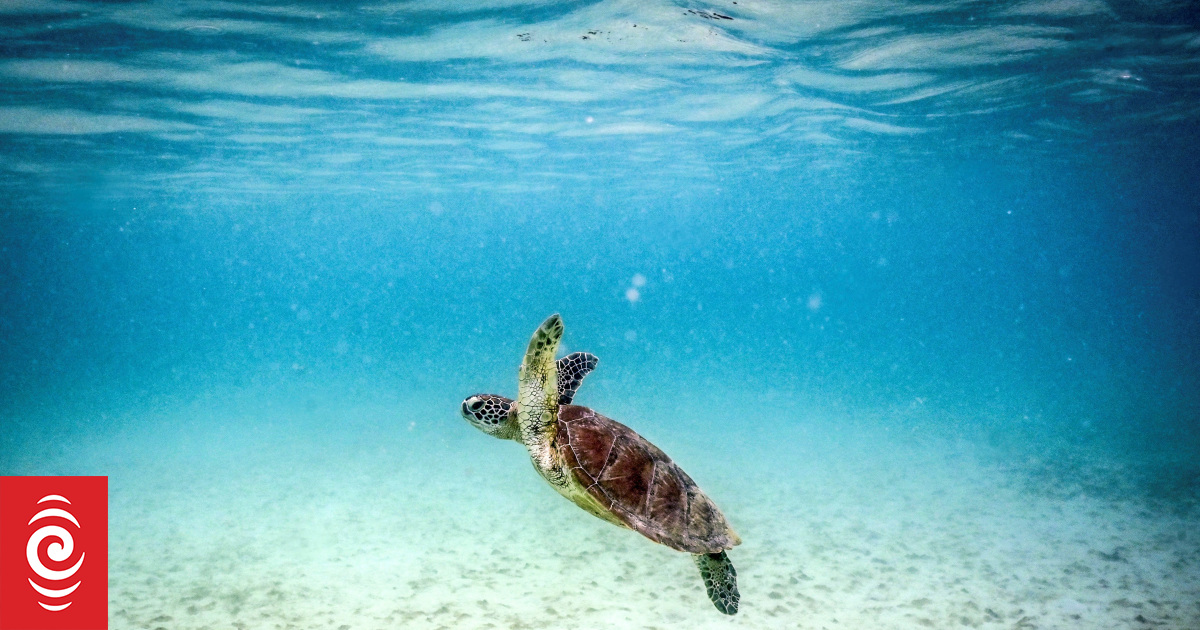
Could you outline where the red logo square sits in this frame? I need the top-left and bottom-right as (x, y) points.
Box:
(0, 477), (107, 630)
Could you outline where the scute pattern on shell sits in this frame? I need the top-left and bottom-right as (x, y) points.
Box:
(555, 404), (740, 555)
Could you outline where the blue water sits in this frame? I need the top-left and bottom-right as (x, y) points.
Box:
(2, 1), (1198, 628)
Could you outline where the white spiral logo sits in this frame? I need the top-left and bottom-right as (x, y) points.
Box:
(26, 494), (85, 612)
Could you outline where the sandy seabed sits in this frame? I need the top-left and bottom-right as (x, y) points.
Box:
(13, 394), (1197, 630)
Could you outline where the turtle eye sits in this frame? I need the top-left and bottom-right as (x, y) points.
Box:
(470, 399), (484, 411)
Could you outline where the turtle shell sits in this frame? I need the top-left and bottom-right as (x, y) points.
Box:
(555, 404), (741, 555)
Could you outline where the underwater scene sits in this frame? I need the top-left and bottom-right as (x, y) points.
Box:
(1, 0), (1198, 628)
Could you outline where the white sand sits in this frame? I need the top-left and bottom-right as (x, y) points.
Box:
(24, 392), (1196, 629)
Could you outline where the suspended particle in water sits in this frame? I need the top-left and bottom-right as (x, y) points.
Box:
(807, 293), (822, 311)
(624, 330), (638, 342)
(625, 287), (640, 302)
(631, 273), (647, 287)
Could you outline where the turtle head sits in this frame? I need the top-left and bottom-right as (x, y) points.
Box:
(460, 394), (518, 440)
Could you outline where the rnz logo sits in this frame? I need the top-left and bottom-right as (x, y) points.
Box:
(26, 494), (86, 611)
(1, 476), (108, 630)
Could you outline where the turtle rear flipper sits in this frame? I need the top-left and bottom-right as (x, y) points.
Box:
(557, 352), (598, 404)
(694, 551), (739, 615)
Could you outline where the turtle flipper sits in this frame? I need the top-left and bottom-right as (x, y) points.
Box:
(556, 352), (598, 405)
(694, 551), (739, 615)
(517, 314), (564, 448)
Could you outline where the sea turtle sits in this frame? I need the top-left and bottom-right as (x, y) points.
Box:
(459, 314), (741, 614)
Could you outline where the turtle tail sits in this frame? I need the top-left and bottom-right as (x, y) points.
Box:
(694, 551), (739, 615)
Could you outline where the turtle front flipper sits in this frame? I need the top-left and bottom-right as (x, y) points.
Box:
(556, 352), (598, 405)
(694, 551), (739, 615)
(517, 314), (564, 453)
